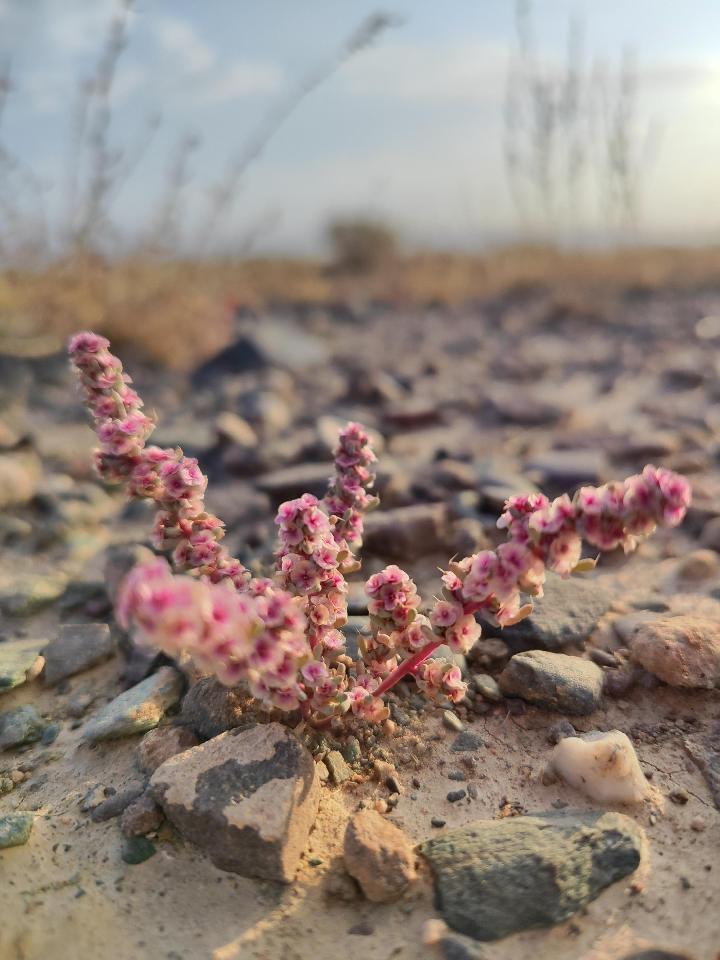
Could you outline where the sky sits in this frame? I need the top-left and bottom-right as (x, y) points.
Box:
(1, 0), (720, 255)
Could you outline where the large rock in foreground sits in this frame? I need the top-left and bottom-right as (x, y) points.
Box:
(499, 650), (604, 715)
(150, 722), (319, 883)
(420, 811), (643, 941)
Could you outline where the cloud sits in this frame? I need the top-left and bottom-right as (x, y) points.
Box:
(202, 61), (284, 103)
(342, 40), (509, 103)
(154, 16), (215, 74)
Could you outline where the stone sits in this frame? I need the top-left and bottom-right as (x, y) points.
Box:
(0, 637), (46, 694)
(499, 650), (603, 715)
(442, 711), (464, 732)
(473, 674), (502, 702)
(700, 516), (720, 552)
(121, 836), (156, 865)
(485, 574), (613, 651)
(343, 809), (416, 902)
(440, 933), (486, 960)
(42, 623), (115, 685)
(103, 543), (155, 606)
(447, 790), (467, 803)
(82, 667), (184, 743)
(0, 443), (41, 509)
(0, 812), (34, 848)
(451, 732), (484, 753)
(0, 570), (69, 617)
(0, 705), (47, 750)
(363, 503), (449, 561)
(150, 722), (319, 882)
(684, 730), (720, 810)
(525, 449), (607, 489)
(629, 617), (720, 689)
(420, 810), (643, 941)
(256, 463), (332, 505)
(136, 725), (200, 775)
(325, 750), (352, 785)
(90, 782), (146, 822)
(673, 549), (720, 583)
(549, 730), (650, 803)
(120, 791), (164, 837)
(180, 676), (246, 740)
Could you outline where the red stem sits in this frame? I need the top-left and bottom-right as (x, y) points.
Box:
(372, 640), (441, 698)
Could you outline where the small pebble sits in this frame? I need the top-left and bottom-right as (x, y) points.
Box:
(467, 782), (478, 800)
(431, 816), (446, 828)
(442, 711), (464, 732)
(447, 770), (466, 781)
(422, 919), (448, 946)
(669, 788), (689, 805)
(691, 816), (706, 832)
(374, 798), (388, 814)
(447, 789), (467, 803)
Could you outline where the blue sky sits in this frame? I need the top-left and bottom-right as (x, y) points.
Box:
(2, 0), (720, 254)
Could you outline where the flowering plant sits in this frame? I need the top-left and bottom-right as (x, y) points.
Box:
(70, 331), (692, 726)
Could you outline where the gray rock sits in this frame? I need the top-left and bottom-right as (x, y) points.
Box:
(420, 810), (643, 941)
(82, 667), (184, 743)
(524, 449), (607, 488)
(180, 676), (246, 740)
(485, 573), (613, 651)
(0, 705), (47, 749)
(103, 543), (155, 606)
(256, 463), (332, 505)
(451, 732), (484, 753)
(150, 722), (319, 882)
(684, 730), (720, 810)
(90, 782), (146, 822)
(499, 650), (604, 715)
(42, 623), (115, 685)
(0, 637), (45, 693)
(326, 750), (352, 785)
(473, 674), (502, 702)
(0, 812), (34, 848)
(440, 933), (486, 960)
(121, 835), (156, 864)
(363, 503), (449, 561)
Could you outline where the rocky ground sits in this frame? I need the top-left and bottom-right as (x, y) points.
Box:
(1, 287), (719, 960)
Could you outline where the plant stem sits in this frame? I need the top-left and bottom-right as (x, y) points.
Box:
(372, 640), (441, 699)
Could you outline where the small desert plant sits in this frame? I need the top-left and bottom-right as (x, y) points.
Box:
(327, 217), (398, 274)
(69, 331), (691, 726)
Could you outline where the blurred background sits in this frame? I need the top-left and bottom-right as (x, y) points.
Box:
(2, 0), (720, 366)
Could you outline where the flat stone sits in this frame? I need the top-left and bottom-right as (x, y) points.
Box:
(525, 449), (607, 488)
(363, 503), (449, 561)
(0, 637), (46, 694)
(326, 750), (352, 785)
(83, 667), (184, 743)
(499, 651), (604, 715)
(150, 722), (319, 882)
(343, 809), (416, 902)
(90, 782), (145, 822)
(451, 732), (484, 753)
(473, 674), (502, 702)
(43, 623), (115, 685)
(180, 676), (246, 740)
(0, 705), (47, 750)
(420, 810), (643, 941)
(136, 725), (200, 775)
(255, 463), (332, 505)
(0, 812), (34, 848)
(485, 574), (614, 651)
(440, 932), (486, 960)
(629, 617), (720, 689)
(121, 836), (156, 865)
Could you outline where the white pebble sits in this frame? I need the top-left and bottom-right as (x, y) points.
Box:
(548, 729), (650, 804)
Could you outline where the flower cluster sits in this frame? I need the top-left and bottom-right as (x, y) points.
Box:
(69, 332), (250, 590)
(72, 331), (693, 729)
(118, 558), (310, 709)
(324, 422), (378, 547)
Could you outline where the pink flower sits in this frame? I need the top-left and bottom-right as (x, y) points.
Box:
(430, 600), (462, 629)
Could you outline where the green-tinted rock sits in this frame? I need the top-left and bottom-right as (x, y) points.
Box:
(0, 571), (69, 617)
(82, 666), (183, 743)
(325, 750), (352, 785)
(0, 637), (45, 693)
(420, 810), (643, 941)
(0, 705), (47, 749)
(0, 812), (34, 848)
(121, 836), (156, 864)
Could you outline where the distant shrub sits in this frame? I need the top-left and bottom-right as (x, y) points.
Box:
(327, 218), (398, 274)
